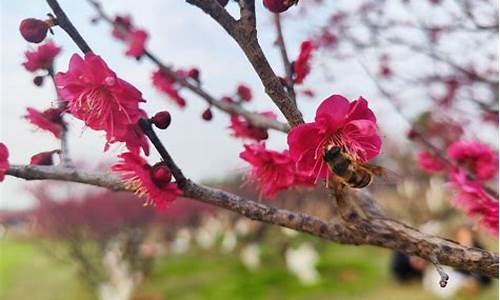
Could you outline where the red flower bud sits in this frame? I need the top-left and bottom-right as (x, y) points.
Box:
(407, 129), (418, 140)
(30, 150), (59, 166)
(202, 108), (213, 121)
(263, 0), (296, 13)
(188, 68), (200, 81)
(150, 162), (172, 188)
(19, 18), (50, 43)
(33, 75), (44, 87)
(151, 111), (171, 129)
(237, 84), (252, 102)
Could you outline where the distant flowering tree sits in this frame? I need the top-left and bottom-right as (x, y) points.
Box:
(33, 188), (157, 300)
(301, 0), (498, 235)
(2, 0), (498, 290)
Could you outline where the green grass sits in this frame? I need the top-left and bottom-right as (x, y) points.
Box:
(0, 238), (498, 300)
(0, 238), (94, 300)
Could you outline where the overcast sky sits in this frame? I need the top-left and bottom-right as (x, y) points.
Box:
(2, 0), (494, 210)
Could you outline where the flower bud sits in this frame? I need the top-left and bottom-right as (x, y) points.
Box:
(30, 150), (59, 166)
(263, 0), (296, 13)
(151, 111), (171, 129)
(150, 162), (172, 188)
(202, 108), (213, 121)
(19, 18), (50, 43)
(407, 129), (418, 140)
(188, 68), (200, 82)
(237, 84), (252, 102)
(33, 75), (44, 87)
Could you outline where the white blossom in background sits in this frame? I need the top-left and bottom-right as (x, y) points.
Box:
(281, 227), (299, 237)
(397, 179), (418, 199)
(240, 243), (261, 271)
(419, 221), (443, 237)
(234, 218), (251, 237)
(221, 230), (237, 253)
(195, 216), (222, 249)
(285, 243), (320, 285)
(171, 228), (192, 254)
(426, 176), (447, 213)
(98, 241), (137, 300)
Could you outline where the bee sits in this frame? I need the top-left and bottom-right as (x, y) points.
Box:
(323, 145), (388, 189)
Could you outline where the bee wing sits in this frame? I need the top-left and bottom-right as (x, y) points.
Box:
(363, 164), (401, 186)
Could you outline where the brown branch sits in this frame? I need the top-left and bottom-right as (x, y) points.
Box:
(6, 164), (127, 191)
(87, 0), (289, 133)
(6, 164), (499, 278)
(138, 118), (188, 188)
(47, 67), (72, 166)
(273, 13), (296, 104)
(144, 51), (289, 132)
(46, 0), (92, 53)
(35, 0), (499, 280)
(187, 0), (304, 127)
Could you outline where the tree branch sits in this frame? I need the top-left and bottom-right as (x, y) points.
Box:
(34, 0), (499, 281)
(87, 0), (289, 133)
(273, 13), (296, 104)
(187, 0), (304, 127)
(47, 67), (72, 166)
(46, 0), (92, 53)
(6, 164), (499, 278)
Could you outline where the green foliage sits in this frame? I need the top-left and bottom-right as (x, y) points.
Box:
(1, 238), (498, 300)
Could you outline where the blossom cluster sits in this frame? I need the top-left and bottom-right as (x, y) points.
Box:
(240, 94), (382, 198)
(22, 41), (61, 72)
(288, 95), (381, 180)
(111, 15), (148, 59)
(240, 143), (313, 198)
(55, 52), (150, 155)
(48, 51), (185, 209)
(293, 40), (316, 84)
(0, 143), (9, 182)
(418, 140), (498, 234)
(112, 152), (182, 210)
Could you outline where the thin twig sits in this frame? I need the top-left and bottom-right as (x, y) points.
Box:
(46, 0), (92, 53)
(6, 164), (499, 278)
(187, 0), (304, 127)
(430, 255), (450, 288)
(47, 67), (72, 166)
(273, 13), (296, 104)
(87, 0), (289, 133)
(138, 119), (187, 188)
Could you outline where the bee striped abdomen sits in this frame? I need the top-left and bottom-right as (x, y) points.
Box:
(344, 168), (372, 189)
(323, 145), (375, 189)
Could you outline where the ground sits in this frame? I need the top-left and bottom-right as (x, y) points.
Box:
(0, 237), (497, 300)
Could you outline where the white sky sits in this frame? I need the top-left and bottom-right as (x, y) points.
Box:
(1, 0), (495, 210)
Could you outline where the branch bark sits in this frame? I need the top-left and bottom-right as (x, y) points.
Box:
(87, 0), (289, 133)
(273, 13), (296, 104)
(33, 0), (499, 281)
(6, 164), (499, 278)
(187, 0), (304, 127)
(47, 0), (92, 53)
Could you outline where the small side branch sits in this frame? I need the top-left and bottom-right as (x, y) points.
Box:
(46, 0), (92, 53)
(87, 0), (289, 133)
(187, 0), (304, 127)
(6, 164), (499, 278)
(273, 13), (296, 103)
